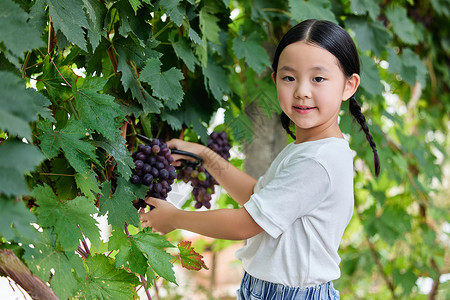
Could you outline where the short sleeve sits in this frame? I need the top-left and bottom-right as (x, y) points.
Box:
(243, 158), (331, 238)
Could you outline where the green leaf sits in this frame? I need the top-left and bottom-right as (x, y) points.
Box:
(171, 36), (199, 72)
(108, 227), (148, 275)
(50, 157), (78, 200)
(95, 135), (134, 180)
(39, 55), (75, 102)
(345, 18), (391, 56)
(349, 0), (380, 20)
(77, 255), (140, 300)
(38, 118), (100, 176)
(224, 110), (253, 142)
(127, 0), (143, 14)
(385, 5), (418, 45)
(73, 76), (123, 141)
(26, 88), (55, 122)
(0, 71), (43, 140)
(0, 197), (38, 241)
(98, 179), (140, 228)
(289, 0), (337, 23)
(134, 227), (176, 283)
(140, 58), (185, 109)
(82, 0), (107, 50)
(0, 140), (45, 196)
(232, 31), (271, 76)
(359, 54), (383, 98)
(158, 0), (185, 27)
(177, 240), (208, 271)
(23, 229), (83, 300)
(252, 80), (281, 117)
(199, 4), (220, 44)
(393, 269), (417, 295)
(203, 57), (230, 101)
(0, 0), (45, 60)
(33, 184), (101, 252)
(75, 171), (101, 201)
(46, 0), (89, 51)
(161, 110), (183, 131)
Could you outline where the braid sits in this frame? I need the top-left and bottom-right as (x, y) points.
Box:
(349, 96), (380, 176)
(280, 112), (296, 140)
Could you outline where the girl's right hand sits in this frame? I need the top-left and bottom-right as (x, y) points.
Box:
(167, 138), (206, 167)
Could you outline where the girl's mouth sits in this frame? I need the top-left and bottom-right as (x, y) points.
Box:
(293, 105), (316, 114)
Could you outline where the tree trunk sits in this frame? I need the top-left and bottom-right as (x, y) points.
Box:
(0, 249), (59, 300)
(243, 101), (286, 178)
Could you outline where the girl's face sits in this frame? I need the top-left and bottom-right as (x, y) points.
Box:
(273, 41), (359, 143)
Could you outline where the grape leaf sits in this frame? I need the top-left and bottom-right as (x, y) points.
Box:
(203, 57), (230, 102)
(98, 179), (140, 227)
(0, 0), (45, 61)
(38, 118), (100, 176)
(82, 0), (107, 50)
(289, 0), (337, 23)
(0, 71), (44, 140)
(77, 255), (140, 300)
(73, 76), (124, 141)
(22, 229), (83, 300)
(108, 227), (148, 275)
(171, 36), (199, 72)
(349, 0), (380, 20)
(252, 80), (281, 118)
(359, 54), (383, 98)
(161, 110), (183, 131)
(45, 0), (89, 51)
(158, 0), (185, 27)
(0, 140), (45, 196)
(177, 240), (208, 271)
(385, 5), (418, 45)
(0, 197), (38, 241)
(225, 110), (253, 142)
(199, 4), (221, 44)
(133, 227), (176, 283)
(38, 55), (75, 102)
(345, 18), (391, 56)
(95, 134), (135, 180)
(50, 157), (78, 200)
(128, 0), (143, 14)
(140, 58), (185, 109)
(75, 171), (101, 201)
(232, 31), (271, 76)
(33, 184), (101, 252)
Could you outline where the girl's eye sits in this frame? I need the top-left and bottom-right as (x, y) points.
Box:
(282, 76), (295, 82)
(312, 77), (324, 83)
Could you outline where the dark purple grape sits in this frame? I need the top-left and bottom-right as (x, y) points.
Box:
(159, 169), (169, 180)
(131, 175), (141, 184)
(137, 144), (145, 152)
(150, 167), (159, 177)
(143, 163), (152, 173)
(137, 152), (147, 161)
(143, 145), (152, 155)
(154, 162), (164, 170)
(135, 160), (144, 169)
(143, 174), (154, 186)
(153, 182), (162, 193)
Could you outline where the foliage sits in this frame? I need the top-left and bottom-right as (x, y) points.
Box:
(0, 0), (448, 299)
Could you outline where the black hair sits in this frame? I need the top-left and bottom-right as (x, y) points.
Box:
(272, 19), (380, 176)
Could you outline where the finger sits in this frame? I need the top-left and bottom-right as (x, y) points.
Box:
(144, 197), (160, 206)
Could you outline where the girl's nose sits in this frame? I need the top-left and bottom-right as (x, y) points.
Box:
(294, 81), (312, 99)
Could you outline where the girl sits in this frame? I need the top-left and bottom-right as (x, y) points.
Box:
(139, 19), (380, 300)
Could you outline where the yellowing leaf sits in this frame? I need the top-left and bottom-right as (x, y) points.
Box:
(177, 240), (208, 271)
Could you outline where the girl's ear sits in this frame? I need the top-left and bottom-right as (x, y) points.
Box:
(343, 73), (360, 101)
(271, 72), (276, 84)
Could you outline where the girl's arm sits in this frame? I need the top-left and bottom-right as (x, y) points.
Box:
(167, 139), (257, 206)
(139, 197), (263, 240)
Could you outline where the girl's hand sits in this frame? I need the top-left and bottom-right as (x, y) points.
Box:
(139, 197), (178, 235)
(167, 138), (205, 166)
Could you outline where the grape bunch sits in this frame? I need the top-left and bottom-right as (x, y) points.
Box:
(177, 131), (231, 209)
(130, 139), (177, 209)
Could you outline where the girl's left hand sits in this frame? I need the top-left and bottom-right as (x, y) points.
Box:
(139, 197), (178, 235)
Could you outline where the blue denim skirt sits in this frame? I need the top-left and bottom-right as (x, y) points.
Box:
(237, 272), (340, 300)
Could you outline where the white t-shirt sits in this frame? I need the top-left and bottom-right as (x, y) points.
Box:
(236, 138), (354, 288)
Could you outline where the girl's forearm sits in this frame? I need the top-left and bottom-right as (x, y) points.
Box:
(172, 207), (263, 240)
(198, 146), (257, 206)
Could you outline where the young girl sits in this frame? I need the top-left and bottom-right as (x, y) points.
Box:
(139, 19), (380, 300)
